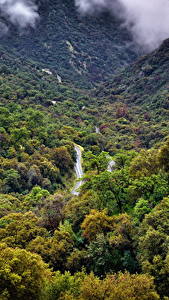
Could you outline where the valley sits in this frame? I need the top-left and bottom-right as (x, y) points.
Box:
(0, 1), (169, 299)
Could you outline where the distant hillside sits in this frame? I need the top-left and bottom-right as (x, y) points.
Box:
(87, 39), (169, 152)
(95, 39), (169, 109)
(0, 0), (137, 87)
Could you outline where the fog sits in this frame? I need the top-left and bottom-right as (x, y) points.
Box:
(75, 0), (169, 51)
(0, 0), (39, 32)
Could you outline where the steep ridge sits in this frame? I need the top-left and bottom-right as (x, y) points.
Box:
(0, 0), (137, 87)
(87, 40), (169, 152)
(95, 39), (169, 109)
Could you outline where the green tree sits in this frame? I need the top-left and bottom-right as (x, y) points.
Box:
(138, 197), (169, 297)
(49, 221), (75, 271)
(84, 151), (110, 174)
(129, 149), (159, 178)
(158, 139), (169, 171)
(83, 169), (129, 213)
(3, 169), (21, 193)
(47, 270), (85, 300)
(0, 194), (20, 217)
(64, 190), (99, 230)
(133, 198), (151, 222)
(23, 186), (50, 209)
(50, 146), (73, 175)
(40, 193), (65, 232)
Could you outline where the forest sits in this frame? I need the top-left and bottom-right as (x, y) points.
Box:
(0, 0), (169, 299)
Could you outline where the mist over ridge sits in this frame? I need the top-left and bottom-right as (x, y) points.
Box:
(0, 0), (39, 34)
(75, 0), (169, 51)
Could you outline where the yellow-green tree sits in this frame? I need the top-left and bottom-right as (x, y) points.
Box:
(81, 209), (114, 241)
(0, 243), (51, 300)
(79, 272), (159, 300)
(54, 272), (159, 300)
(0, 212), (48, 248)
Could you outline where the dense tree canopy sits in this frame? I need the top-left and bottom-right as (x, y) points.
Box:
(0, 17), (169, 299)
(0, 243), (51, 300)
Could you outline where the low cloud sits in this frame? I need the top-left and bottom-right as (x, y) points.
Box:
(0, 0), (39, 30)
(75, 0), (169, 51)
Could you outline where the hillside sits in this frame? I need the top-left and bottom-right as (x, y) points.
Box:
(91, 39), (169, 151)
(0, 0), (137, 87)
(96, 38), (169, 108)
(0, 39), (169, 154)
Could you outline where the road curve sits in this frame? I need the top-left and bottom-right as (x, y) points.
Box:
(71, 144), (84, 196)
(107, 159), (115, 172)
(71, 144), (115, 196)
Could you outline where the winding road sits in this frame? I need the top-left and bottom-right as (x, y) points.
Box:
(107, 159), (116, 172)
(71, 145), (84, 196)
(71, 142), (115, 196)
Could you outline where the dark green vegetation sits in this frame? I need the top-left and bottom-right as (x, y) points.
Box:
(93, 39), (169, 151)
(0, 0), (137, 87)
(0, 0), (169, 299)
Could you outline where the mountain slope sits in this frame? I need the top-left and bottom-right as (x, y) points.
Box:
(0, 0), (137, 87)
(0, 38), (169, 155)
(0, 3), (169, 298)
(95, 39), (169, 109)
(88, 39), (169, 152)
